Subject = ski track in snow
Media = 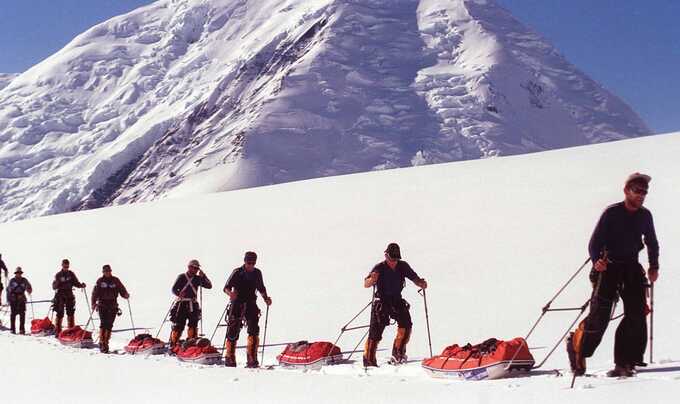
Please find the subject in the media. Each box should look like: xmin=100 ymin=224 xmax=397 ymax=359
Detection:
xmin=0 ymin=0 xmax=651 ymax=224
xmin=1 ymin=133 xmax=679 ymax=402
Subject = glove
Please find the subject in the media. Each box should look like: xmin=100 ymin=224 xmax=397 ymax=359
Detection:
xmin=226 ymin=289 xmax=238 ymax=301
xmin=648 ymin=266 xmax=659 ymax=283
xmin=264 ymin=296 xmax=272 ymax=306
xmin=91 ymin=303 xmax=97 ymax=311
xmin=80 ymin=283 xmax=87 ymax=289
xmin=365 ymin=271 xmax=379 ymax=287
xmin=416 ymin=278 xmax=428 ymax=289
xmin=593 ymin=259 xmax=608 ymax=272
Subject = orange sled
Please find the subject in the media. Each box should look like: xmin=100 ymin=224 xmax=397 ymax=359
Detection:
xmin=31 ymin=317 xmax=56 ymax=336
xmin=421 ymin=337 xmax=534 ymax=380
xmin=125 ymin=334 xmax=167 ymax=355
xmin=277 ymin=341 xmax=344 ymax=369
xmin=172 ymin=338 xmax=221 ymax=365
xmin=58 ymin=326 xmax=94 ymax=348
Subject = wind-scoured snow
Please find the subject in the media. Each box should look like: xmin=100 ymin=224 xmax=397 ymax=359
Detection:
xmin=0 ymin=132 xmax=678 ymax=403
xmin=0 ymin=0 xmax=651 ymax=223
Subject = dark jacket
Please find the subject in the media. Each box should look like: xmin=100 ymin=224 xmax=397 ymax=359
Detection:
xmin=589 ymin=202 xmax=659 ymax=267
xmin=368 ymin=260 xmax=422 ymax=299
xmin=0 ymin=258 xmax=7 ymax=278
xmin=224 ymin=266 xmax=268 ymax=302
xmin=7 ymin=277 xmax=32 ymax=302
xmin=172 ymin=272 xmax=212 ymax=300
xmin=52 ymin=270 xmax=85 ymax=294
xmin=91 ymin=276 xmax=129 ymax=306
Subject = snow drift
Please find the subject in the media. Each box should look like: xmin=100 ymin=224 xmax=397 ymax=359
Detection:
xmin=0 ymin=0 xmax=650 ymax=223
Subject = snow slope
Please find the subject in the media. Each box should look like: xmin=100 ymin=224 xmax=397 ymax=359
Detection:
xmin=0 ymin=73 xmax=18 ymax=91
xmin=0 ymin=0 xmax=650 ymax=223
xmin=0 ymin=132 xmax=678 ymax=403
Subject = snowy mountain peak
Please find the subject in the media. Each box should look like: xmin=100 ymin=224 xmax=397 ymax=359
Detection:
xmin=0 ymin=0 xmax=650 ymax=222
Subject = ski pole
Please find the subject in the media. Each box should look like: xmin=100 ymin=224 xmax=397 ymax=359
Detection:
xmin=348 ymin=328 xmax=369 ymax=362
xmin=83 ymin=305 xmax=96 ymax=331
xmin=82 ymin=287 xmax=94 ymax=324
xmin=350 ymin=286 xmax=377 ymax=363
xmin=155 ymin=299 xmax=176 ymax=339
xmin=29 ymin=293 xmax=36 ymax=319
xmin=209 ymin=303 xmax=230 ymax=344
xmin=261 ymin=304 xmax=270 ymax=365
xmin=199 ymin=286 xmax=204 ymax=336
xmin=127 ymin=299 xmax=136 ymax=339
xmin=418 ymin=288 xmax=433 ymax=357
xmin=650 ymin=283 xmax=654 ymax=364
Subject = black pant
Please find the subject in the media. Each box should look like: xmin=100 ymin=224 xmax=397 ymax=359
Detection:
xmin=581 ymin=262 xmax=648 ymax=366
xmin=10 ymin=300 xmax=26 ymax=332
xmin=53 ymin=292 xmax=76 ymax=318
xmin=368 ymin=296 xmax=412 ymax=341
xmin=171 ymin=300 xmax=201 ymax=332
xmin=98 ymin=303 xmax=119 ymax=331
xmin=225 ymin=300 xmax=260 ymax=341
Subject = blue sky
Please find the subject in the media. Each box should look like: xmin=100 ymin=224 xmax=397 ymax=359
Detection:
xmin=0 ymin=0 xmax=678 ymax=133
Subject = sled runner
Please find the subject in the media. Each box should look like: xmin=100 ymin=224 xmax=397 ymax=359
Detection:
xmin=124 ymin=333 xmax=167 ymax=355
xmin=30 ymin=317 xmax=56 ymax=336
xmin=58 ymin=326 xmax=94 ymax=348
xmin=173 ymin=338 xmax=221 ymax=365
xmin=421 ymin=337 xmax=534 ymax=380
xmin=277 ymin=341 xmax=344 ymax=370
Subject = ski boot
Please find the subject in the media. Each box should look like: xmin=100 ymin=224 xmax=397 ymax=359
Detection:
xmin=19 ymin=313 xmax=25 ymax=335
xmin=606 ymin=364 xmax=634 ymax=378
xmin=55 ymin=316 xmax=63 ymax=337
xmin=224 ymin=339 xmax=237 ymax=367
xmin=187 ymin=326 xmax=197 ymax=340
xmin=246 ymin=336 xmax=259 ymax=368
xmin=168 ymin=329 xmax=181 ymax=354
xmin=388 ymin=327 xmax=411 ymax=365
xmin=99 ymin=329 xmax=110 ymax=353
xmin=566 ymin=331 xmax=586 ymax=376
xmin=363 ymin=338 xmax=379 ymax=367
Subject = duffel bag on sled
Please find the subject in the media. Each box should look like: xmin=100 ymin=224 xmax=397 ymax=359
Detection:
xmin=125 ymin=333 xmax=166 ymax=355
xmin=31 ymin=317 xmax=56 ymax=336
xmin=58 ymin=326 xmax=94 ymax=348
xmin=172 ymin=338 xmax=221 ymax=365
xmin=277 ymin=341 xmax=343 ymax=369
xmin=421 ymin=337 xmax=534 ymax=380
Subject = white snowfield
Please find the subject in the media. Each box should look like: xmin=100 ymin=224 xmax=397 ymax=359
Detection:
xmin=0 ymin=133 xmax=678 ymax=403
xmin=0 ymin=0 xmax=650 ymax=223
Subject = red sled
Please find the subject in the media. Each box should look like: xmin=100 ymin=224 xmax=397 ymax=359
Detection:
xmin=421 ymin=337 xmax=534 ymax=380
xmin=172 ymin=338 xmax=221 ymax=365
xmin=277 ymin=341 xmax=344 ymax=369
xmin=125 ymin=334 xmax=167 ymax=355
xmin=58 ymin=326 xmax=94 ymax=349
xmin=31 ymin=317 xmax=56 ymax=337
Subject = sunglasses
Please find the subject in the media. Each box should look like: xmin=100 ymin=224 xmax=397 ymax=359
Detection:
xmin=631 ymin=187 xmax=648 ymax=195
xmin=245 ymin=261 xmax=256 ymax=265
